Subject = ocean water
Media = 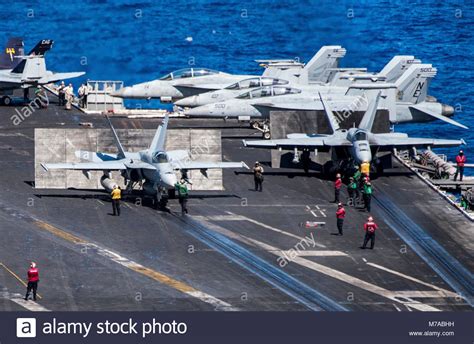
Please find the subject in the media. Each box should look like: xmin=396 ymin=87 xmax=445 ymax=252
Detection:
xmin=0 ymin=0 xmax=472 ymax=166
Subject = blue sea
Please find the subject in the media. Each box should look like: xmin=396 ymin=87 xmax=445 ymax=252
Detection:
xmin=1 ymin=0 xmax=473 ymax=167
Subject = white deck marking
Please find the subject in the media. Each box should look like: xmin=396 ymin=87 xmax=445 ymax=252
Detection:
xmin=366 ymin=262 xmax=458 ymax=297
xmin=291 ymin=250 xmax=348 ymax=257
xmin=194 ymin=217 xmax=442 ymax=312
xmin=0 ymin=292 xmax=50 ymax=312
xmin=194 ymin=212 xmax=326 ymax=248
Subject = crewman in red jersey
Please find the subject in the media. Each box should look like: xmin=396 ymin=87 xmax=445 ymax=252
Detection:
xmin=334 ymin=173 xmax=342 ymax=203
xmin=361 ymin=216 xmax=379 ymax=250
xmin=335 ymin=203 xmax=346 ymax=235
xmin=24 ymin=262 xmax=39 ymax=301
xmin=454 ymin=150 xmax=466 ymax=182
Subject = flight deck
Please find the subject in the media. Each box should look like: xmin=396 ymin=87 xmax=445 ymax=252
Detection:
xmin=0 ymin=99 xmax=472 ymax=312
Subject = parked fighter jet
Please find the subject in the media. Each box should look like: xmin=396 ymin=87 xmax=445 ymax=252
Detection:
xmin=242 ymin=92 xmax=465 ymax=173
xmin=41 ymin=115 xmax=248 ymax=207
xmin=0 ymin=39 xmax=85 ymax=105
xmin=112 ymin=46 xmax=347 ymax=103
xmin=174 ymin=55 xmax=417 ymax=108
xmin=0 ymin=37 xmax=24 ymax=70
xmin=184 ymin=64 xmax=464 ymax=131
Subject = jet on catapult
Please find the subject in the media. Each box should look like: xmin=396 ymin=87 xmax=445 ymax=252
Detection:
xmin=243 ymin=92 xmax=465 ymax=173
xmin=41 ymin=115 xmax=248 ymax=207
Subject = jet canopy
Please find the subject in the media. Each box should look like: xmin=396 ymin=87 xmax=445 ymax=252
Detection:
xmin=159 ymin=68 xmax=219 ymax=80
xmin=354 ymin=131 xmax=368 ymax=141
xmin=225 ymin=77 xmax=288 ymax=90
xmin=236 ymin=86 xmax=301 ymax=99
xmin=152 ymin=151 xmax=169 ymax=163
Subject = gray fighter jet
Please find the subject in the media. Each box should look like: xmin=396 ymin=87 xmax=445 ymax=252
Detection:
xmin=184 ymin=64 xmax=463 ymax=130
xmin=41 ymin=115 xmax=248 ymax=207
xmin=0 ymin=37 xmax=24 ymax=70
xmin=112 ymin=46 xmax=347 ymax=103
xmin=0 ymin=40 xmax=85 ymax=105
xmin=174 ymin=55 xmax=419 ymax=108
xmin=242 ymin=92 xmax=465 ymax=171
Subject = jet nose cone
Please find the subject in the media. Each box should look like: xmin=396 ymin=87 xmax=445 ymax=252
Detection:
xmin=161 ymin=173 xmax=177 ymax=189
xmin=184 ymin=105 xmax=212 ymax=117
xmin=175 ymin=95 xmax=197 ymax=107
xmin=442 ymin=104 xmax=455 ymax=117
xmin=111 ymin=86 xmax=131 ymax=98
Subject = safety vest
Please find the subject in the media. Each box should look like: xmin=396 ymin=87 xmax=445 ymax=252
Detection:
xmin=175 ymin=183 xmax=188 ymax=197
xmin=111 ymin=188 xmax=121 ymax=200
xmin=335 ymin=178 xmax=342 ymax=189
xmin=364 ymin=222 xmax=378 ymax=233
xmin=336 ymin=207 xmax=346 ymax=219
xmin=360 ymin=162 xmax=370 ymax=175
xmin=27 ymin=268 xmax=39 ymax=282
xmin=456 ymin=155 xmax=466 ymax=167
xmin=363 ymin=184 xmax=373 ymax=195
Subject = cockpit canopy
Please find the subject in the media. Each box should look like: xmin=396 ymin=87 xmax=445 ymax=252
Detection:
xmin=225 ymin=77 xmax=288 ymax=90
xmin=354 ymin=131 xmax=368 ymax=142
xmin=159 ymin=68 xmax=219 ymax=81
xmin=236 ymin=86 xmax=301 ymax=99
xmin=152 ymin=152 xmax=169 ymax=163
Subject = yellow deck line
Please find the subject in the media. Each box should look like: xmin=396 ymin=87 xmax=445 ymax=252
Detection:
xmin=0 ymin=262 xmax=43 ymax=299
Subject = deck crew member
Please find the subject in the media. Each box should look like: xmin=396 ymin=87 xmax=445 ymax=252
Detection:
xmin=347 ymin=176 xmax=358 ymax=206
xmin=454 ymin=150 xmax=466 ymax=182
xmin=334 ymin=173 xmax=342 ymax=203
xmin=335 ymin=203 xmax=346 ymax=235
xmin=360 ymin=160 xmax=370 ymax=176
xmin=175 ymin=179 xmax=189 ymax=215
xmin=253 ymin=162 xmax=264 ymax=192
xmin=64 ymin=83 xmax=74 ymax=110
xmin=362 ymin=180 xmax=373 ymax=212
xmin=57 ymin=81 xmax=65 ymax=106
xmin=361 ymin=216 xmax=378 ymax=249
xmin=78 ymin=83 xmax=86 ymax=108
xmin=24 ymin=262 xmax=39 ymax=301
xmin=111 ymin=185 xmax=121 ymax=216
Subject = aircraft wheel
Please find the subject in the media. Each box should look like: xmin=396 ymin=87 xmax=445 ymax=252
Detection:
xmin=168 ymin=188 xmax=176 ymax=199
xmin=263 ymin=132 xmax=271 ymax=140
xmin=1 ymin=96 xmax=11 ymax=106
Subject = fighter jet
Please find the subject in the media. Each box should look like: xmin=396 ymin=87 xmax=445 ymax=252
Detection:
xmin=0 ymin=39 xmax=85 ymax=105
xmin=41 ymin=115 xmax=248 ymax=208
xmin=184 ymin=64 xmax=464 ymax=131
xmin=112 ymin=46 xmax=348 ymax=103
xmin=174 ymin=55 xmax=418 ymax=108
xmin=0 ymin=37 xmax=24 ymax=70
xmin=242 ymin=92 xmax=465 ymax=173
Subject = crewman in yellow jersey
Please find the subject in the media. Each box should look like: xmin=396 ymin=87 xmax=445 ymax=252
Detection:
xmin=111 ymin=185 xmax=122 ymax=216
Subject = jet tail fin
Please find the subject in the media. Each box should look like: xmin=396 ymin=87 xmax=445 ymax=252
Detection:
xmin=395 ymin=64 xmax=436 ymax=104
xmin=27 ymin=39 xmax=53 ymax=56
xmin=318 ymin=92 xmax=340 ymax=132
xmin=358 ymin=91 xmax=382 ymax=131
xmin=105 ymin=115 xmax=126 ymax=159
xmin=378 ymin=55 xmax=421 ymax=83
xmin=303 ymin=46 xmax=346 ymax=83
xmin=0 ymin=37 xmax=24 ymax=70
xmin=149 ymin=115 xmax=169 ymax=153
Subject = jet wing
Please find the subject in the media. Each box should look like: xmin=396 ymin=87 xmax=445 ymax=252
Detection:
xmin=41 ymin=161 xmax=127 ymax=171
xmin=37 ymin=72 xmax=85 ymax=84
xmin=372 ymin=134 xmax=466 ymax=149
xmin=409 ymin=103 xmax=468 ymax=129
xmin=41 ymin=159 xmax=156 ymax=171
xmin=243 ymin=136 xmax=350 ymax=149
xmin=172 ymin=161 xmax=249 ymax=170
